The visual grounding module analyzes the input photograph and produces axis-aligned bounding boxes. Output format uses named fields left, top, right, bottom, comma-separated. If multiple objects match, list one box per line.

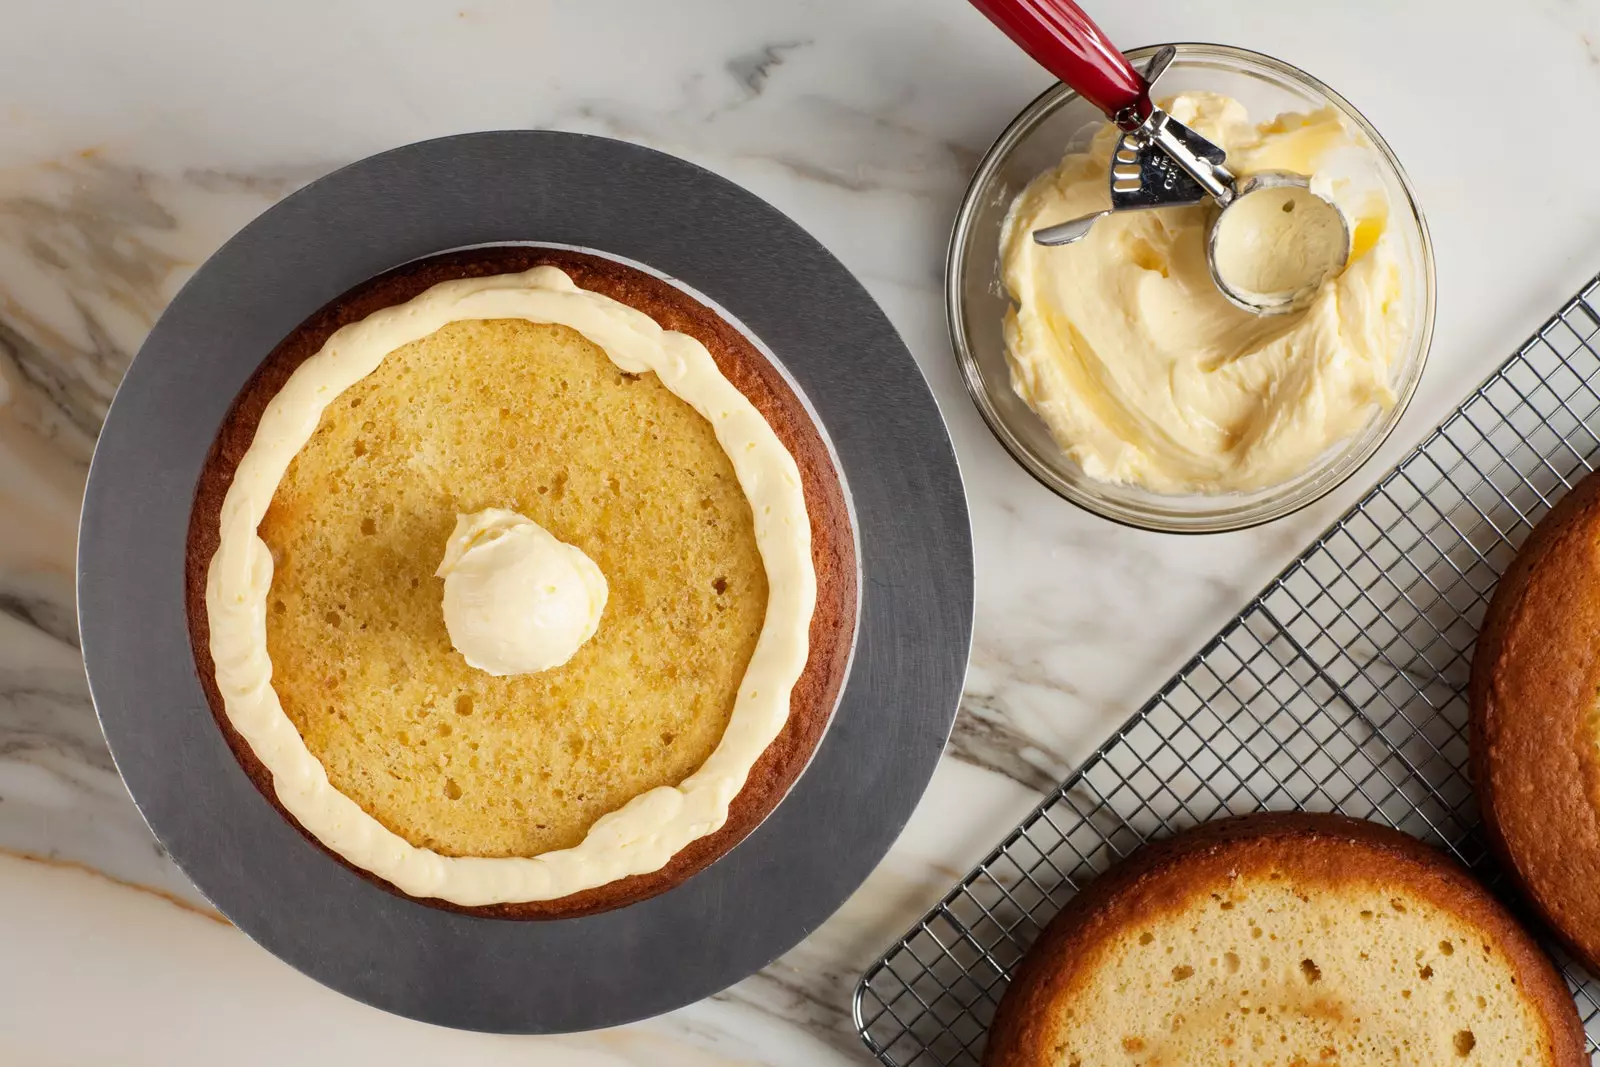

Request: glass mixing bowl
left=949, top=43, right=1435, bottom=532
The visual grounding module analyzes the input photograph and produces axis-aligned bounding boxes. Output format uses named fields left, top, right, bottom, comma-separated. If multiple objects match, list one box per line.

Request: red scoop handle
left=968, top=0, right=1150, bottom=125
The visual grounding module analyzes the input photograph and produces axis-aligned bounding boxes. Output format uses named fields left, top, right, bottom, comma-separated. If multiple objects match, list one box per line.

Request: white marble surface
left=2, top=0, right=1599, bottom=1061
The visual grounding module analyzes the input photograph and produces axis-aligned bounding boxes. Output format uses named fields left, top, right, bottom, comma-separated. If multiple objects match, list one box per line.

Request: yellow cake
left=261, top=317, right=769, bottom=859
left=186, top=247, right=858, bottom=916
left=984, top=814, right=1586, bottom=1066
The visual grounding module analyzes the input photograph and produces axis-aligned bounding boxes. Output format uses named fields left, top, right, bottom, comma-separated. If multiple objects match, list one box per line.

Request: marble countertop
left=4, top=0, right=1599, bottom=1062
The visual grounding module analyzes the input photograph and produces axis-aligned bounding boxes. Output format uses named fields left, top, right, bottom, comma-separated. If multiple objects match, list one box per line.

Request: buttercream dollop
left=435, top=508, right=607, bottom=676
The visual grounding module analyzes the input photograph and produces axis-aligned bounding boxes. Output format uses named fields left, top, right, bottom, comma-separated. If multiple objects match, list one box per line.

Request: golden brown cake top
left=984, top=814, right=1585, bottom=1067
left=1471, top=468, right=1600, bottom=974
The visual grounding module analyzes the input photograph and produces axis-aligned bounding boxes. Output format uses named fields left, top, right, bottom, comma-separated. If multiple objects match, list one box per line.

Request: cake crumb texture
left=260, top=317, right=767, bottom=858
left=983, top=814, right=1585, bottom=1067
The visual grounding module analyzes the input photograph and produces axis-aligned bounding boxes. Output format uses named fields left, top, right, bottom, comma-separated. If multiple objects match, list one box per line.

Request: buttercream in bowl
left=949, top=44, right=1434, bottom=532
left=1001, top=92, right=1405, bottom=495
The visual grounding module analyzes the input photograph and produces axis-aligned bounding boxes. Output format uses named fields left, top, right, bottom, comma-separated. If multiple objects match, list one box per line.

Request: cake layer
left=984, top=814, right=1585, bottom=1067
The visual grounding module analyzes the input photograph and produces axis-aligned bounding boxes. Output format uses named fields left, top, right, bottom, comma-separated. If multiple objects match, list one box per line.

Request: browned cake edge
left=981, top=812, right=1586, bottom=1067
left=1470, top=470, right=1600, bottom=972
left=184, top=246, right=859, bottom=920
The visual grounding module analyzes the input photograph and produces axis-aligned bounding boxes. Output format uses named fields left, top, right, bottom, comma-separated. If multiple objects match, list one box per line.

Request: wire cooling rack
left=854, top=273, right=1600, bottom=1065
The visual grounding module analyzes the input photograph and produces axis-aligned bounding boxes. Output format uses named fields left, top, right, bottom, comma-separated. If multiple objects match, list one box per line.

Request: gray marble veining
left=5, top=0, right=1600, bottom=1061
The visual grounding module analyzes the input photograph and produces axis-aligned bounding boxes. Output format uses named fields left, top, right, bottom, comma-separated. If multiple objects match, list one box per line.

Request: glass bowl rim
left=946, top=41, right=1438, bottom=534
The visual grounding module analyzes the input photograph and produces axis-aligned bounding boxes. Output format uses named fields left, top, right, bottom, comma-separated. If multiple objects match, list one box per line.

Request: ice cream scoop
left=969, top=0, right=1351, bottom=314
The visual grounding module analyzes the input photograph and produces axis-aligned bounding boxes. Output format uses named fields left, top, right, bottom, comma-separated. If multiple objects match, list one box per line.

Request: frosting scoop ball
left=1209, top=180, right=1350, bottom=309
left=435, top=508, right=608, bottom=676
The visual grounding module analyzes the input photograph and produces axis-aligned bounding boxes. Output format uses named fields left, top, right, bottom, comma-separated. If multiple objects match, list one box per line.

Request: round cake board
left=79, top=131, right=972, bottom=1033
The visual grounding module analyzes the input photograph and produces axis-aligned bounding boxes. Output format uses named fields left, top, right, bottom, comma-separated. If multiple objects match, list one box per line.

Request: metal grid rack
left=855, top=273, right=1600, bottom=1065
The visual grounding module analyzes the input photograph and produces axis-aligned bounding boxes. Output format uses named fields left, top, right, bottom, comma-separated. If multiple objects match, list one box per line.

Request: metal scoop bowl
left=969, top=3, right=1351, bottom=315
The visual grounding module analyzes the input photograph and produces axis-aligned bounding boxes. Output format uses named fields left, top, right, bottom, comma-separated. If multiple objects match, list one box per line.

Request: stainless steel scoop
left=969, top=3, right=1351, bottom=315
